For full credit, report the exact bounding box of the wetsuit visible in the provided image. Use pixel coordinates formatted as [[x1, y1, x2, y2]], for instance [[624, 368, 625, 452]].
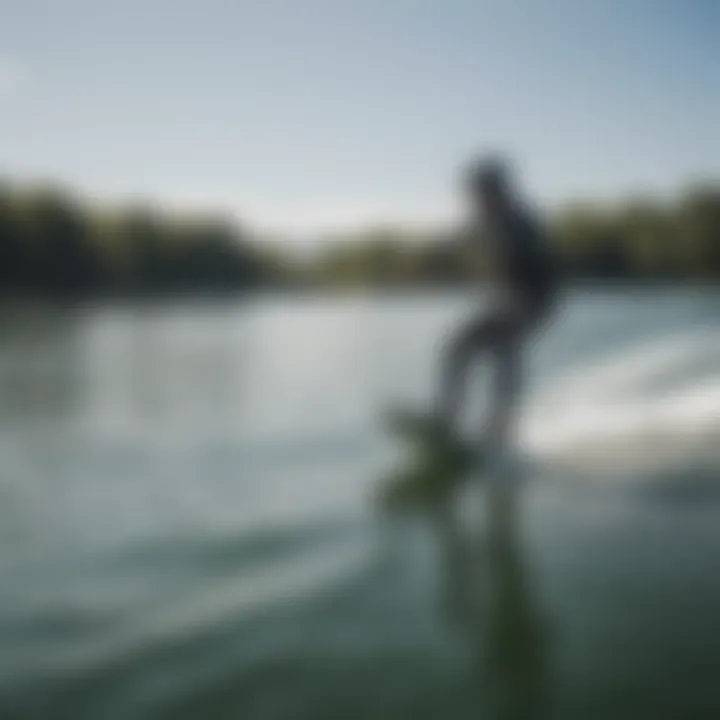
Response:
[[437, 204, 558, 439]]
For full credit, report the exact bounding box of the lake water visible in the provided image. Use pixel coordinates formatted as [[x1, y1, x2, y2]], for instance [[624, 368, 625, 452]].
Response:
[[1, 289, 719, 720]]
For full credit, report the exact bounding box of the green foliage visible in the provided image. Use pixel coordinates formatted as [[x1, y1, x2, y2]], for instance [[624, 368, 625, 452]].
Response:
[[313, 184, 720, 287], [0, 180, 282, 299], [0, 177, 717, 298]]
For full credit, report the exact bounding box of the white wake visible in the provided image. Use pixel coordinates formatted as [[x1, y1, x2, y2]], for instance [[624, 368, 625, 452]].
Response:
[[522, 329, 720, 475]]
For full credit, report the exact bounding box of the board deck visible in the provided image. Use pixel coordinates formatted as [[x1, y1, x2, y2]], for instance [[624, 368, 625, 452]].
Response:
[[376, 406, 487, 512]]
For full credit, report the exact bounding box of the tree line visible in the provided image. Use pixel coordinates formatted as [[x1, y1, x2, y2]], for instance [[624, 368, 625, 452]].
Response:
[[0, 178, 718, 298], [0, 181, 282, 299], [310, 183, 720, 288]]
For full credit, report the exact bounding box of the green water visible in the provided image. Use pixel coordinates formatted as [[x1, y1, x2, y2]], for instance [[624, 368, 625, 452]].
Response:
[[0, 289, 719, 720]]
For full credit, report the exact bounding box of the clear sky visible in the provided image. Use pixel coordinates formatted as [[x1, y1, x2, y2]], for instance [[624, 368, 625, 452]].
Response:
[[1, 0, 718, 239]]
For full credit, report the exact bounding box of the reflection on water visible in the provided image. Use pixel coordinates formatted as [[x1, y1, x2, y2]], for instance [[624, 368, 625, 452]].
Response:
[[435, 470, 552, 720], [0, 290, 719, 719]]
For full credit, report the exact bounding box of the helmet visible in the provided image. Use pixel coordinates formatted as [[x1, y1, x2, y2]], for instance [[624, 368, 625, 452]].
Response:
[[464, 155, 512, 194]]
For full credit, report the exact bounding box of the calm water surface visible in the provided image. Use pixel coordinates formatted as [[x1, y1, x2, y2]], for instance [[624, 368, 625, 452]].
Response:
[[0, 290, 719, 720]]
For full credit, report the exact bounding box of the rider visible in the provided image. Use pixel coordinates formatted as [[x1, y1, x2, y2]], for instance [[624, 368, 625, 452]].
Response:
[[434, 156, 560, 450]]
